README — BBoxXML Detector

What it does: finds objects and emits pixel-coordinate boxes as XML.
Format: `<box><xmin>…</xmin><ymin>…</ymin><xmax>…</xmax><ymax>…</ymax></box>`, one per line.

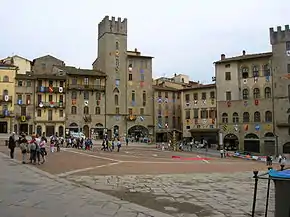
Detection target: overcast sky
<box><xmin>0</xmin><ymin>0</ymin><xmax>289</xmax><ymax>83</ymax></box>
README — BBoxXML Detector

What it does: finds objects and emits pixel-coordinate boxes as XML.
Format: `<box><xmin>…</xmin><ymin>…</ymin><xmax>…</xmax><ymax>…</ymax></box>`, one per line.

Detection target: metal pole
<box><xmin>251</xmin><ymin>170</ymin><xmax>259</xmax><ymax>217</ymax></box>
<box><xmin>264</xmin><ymin>167</ymin><xmax>272</xmax><ymax>217</ymax></box>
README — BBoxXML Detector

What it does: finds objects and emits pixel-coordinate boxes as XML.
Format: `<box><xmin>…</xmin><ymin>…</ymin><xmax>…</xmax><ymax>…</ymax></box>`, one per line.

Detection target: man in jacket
<box><xmin>8</xmin><ymin>132</ymin><xmax>16</xmax><ymax>159</ymax></box>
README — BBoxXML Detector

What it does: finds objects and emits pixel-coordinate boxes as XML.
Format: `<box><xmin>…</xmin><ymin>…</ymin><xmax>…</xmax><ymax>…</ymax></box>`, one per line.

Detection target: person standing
<box><xmin>39</xmin><ymin>136</ymin><xmax>47</xmax><ymax>164</ymax></box>
<box><xmin>220</xmin><ymin>149</ymin><xmax>224</xmax><ymax>158</ymax></box>
<box><xmin>126</xmin><ymin>137</ymin><xmax>129</xmax><ymax>146</ymax></box>
<box><xmin>8</xmin><ymin>132</ymin><xmax>16</xmax><ymax>159</ymax></box>
<box><xmin>19</xmin><ymin>133</ymin><xmax>28</xmax><ymax>164</ymax></box>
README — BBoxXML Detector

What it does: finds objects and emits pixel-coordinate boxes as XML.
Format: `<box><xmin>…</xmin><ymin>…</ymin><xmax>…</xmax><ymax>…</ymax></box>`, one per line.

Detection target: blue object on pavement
<box><xmin>269</xmin><ymin>169</ymin><xmax>290</xmax><ymax>179</ymax></box>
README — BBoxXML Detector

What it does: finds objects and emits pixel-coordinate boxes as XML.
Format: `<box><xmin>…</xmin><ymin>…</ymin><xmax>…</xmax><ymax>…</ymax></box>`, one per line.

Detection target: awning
<box><xmin>189</xmin><ymin>129</ymin><xmax>219</xmax><ymax>133</ymax></box>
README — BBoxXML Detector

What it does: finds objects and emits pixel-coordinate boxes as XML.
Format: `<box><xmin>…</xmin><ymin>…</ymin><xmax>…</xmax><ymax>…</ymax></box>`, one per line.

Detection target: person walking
<box><xmin>126</xmin><ymin>137</ymin><xmax>129</xmax><ymax>146</ymax></box>
<box><xmin>278</xmin><ymin>154</ymin><xmax>282</xmax><ymax>164</ymax></box>
<box><xmin>117</xmin><ymin>138</ymin><xmax>121</xmax><ymax>152</ymax></box>
<box><xmin>8</xmin><ymin>132</ymin><xmax>16</xmax><ymax>159</ymax></box>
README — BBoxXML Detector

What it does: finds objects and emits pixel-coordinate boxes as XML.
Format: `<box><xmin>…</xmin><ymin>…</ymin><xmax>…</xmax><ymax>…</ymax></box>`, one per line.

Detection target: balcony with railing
<box><xmin>67</xmin><ymin>84</ymin><xmax>105</xmax><ymax>91</ymax></box>
<box><xmin>0</xmin><ymin>95</ymin><xmax>12</xmax><ymax>103</ymax></box>
<box><xmin>36</xmin><ymin>101</ymin><xmax>65</xmax><ymax>108</ymax></box>
<box><xmin>36</xmin><ymin>86</ymin><xmax>65</xmax><ymax>93</ymax></box>
<box><xmin>0</xmin><ymin>110</ymin><xmax>13</xmax><ymax>117</ymax></box>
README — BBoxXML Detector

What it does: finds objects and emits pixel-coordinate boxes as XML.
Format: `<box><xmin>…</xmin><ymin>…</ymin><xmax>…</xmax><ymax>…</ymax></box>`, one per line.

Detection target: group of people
<box><xmin>66</xmin><ymin>136</ymin><xmax>93</xmax><ymax>150</ymax></box>
<box><xmin>8</xmin><ymin>132</ymin><xmax>62</xmax><ymax>164</ymax></box>
<box><xmin>101</xmin><ymin>137</ymin><xmax>122</xmax><ymax>152</ymax></box>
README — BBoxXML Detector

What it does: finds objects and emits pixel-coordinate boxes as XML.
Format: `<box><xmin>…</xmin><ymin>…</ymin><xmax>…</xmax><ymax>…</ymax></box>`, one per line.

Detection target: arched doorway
<box><xmin>128</xmin><ymin>125</ymin><xmax>149</xmax><ymax>142</ymax></box>
<box><xmin>113</xmin><ymin>125</ymin><xmax>119</xmax><ymax>138</ymax></box>
<box><xmin>36</xmin><ymin>125</ymin><xmax>42</xmax><ymax>136</ymax></box>
<box><xmin>264</xmin><ymin>132</ymin><xmax>275</xmax><ymax>155</ymax></box>
<box><xmin>69</xmin><ymin>123</ymin><xmax>78</xmax><ymax>133</ymax></box>
<box><xmin>83</xmin><ymin>125</ymin><xmax>89</xmax><ymax>138</ymax></box>
<box><xmin>223</xmin><ymin>134</ymin><xmax>239</xmax><ymax>151</ymax></box>
<box><xmin>94</xmin><ymin>123</ymin><xmax>104</xmax><ymax>139</ymax></box>
<box><xmin>58</xmin><ymin>126</ymin><xmax>64</xmax><ymax>137</ymax></box>
<box><xmin>283</xmin><ymin>142</ymin><xmax>290</xmax><ymax>154</ymax></box>
<box><xmin>244</xmin><ymin>133</ymin><xmax>260</xmax><ymax>153</ymax></box>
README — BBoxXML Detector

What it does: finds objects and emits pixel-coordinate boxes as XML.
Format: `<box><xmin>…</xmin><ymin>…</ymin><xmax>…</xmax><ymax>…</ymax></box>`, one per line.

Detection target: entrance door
<box><xmin>20</xmin><ymin>124</ymin><xmax>28</xmax><ymax>134</ymax></box>
<box><xmin>46</xmin><ymin>126</ymin><xmax>55</xmax><ymax>137</ymax></box>
<box><xmin>83</xmin><ymin>125</ymin><xmax>89</xmax><ymax>138</ymax></box>
<box><xmin>0</xmin><ymin>122</ymin><xmax>8</xmax><ymax>133</ymax></box>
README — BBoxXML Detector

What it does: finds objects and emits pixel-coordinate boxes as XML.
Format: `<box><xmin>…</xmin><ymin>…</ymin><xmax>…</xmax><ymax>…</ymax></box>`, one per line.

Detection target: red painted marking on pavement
<box><xmin>172</xmin><ymin>156</ymin><xmax>211</xmax><ymax>161</ymax></box>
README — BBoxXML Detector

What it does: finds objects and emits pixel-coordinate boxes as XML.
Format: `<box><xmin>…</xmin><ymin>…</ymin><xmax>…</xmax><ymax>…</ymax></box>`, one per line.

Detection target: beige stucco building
<box><xmin>181</xmin><ymin>84</ymin><xmax>217</xmax><ymax>144</ymax></box>
<box><xmin>215</xmin><ymin>25</ymin><xmax>290</xmax><ymax>155</ymax></box>
<box><xmin>215</xmin><ymin>51</ymin><xmax>274</xmax><ymax>153</ymax></box>
<box><xmin>53</xmin><ymin>65</ymin><xmax>106</xmax><ymax>138</ymax></box>
<box><xmin>153</xmin><ymin>84</ymin><xmax>182</xmax><ymax>142</ymax></box>
<box><xmin>0</xmin><ymin>63</ymin><xmax>17</xmax><ymax>133</ymax></box>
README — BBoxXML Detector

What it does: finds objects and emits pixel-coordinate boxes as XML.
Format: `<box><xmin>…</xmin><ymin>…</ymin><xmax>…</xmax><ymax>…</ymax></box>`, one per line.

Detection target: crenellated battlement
<box><xmin>269</xmin><ymin>25</ymin><xmax>290</xmax><ymax>45</ymax></box>
<box><xmin>98</xmin><ymin>16</ymin><xmax>127</xmax><ymax>39</ymax></box>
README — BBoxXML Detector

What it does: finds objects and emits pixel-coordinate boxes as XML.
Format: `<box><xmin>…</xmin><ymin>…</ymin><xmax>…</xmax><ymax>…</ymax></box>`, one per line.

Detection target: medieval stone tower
<box><xmin>270</xmin><ymin>25</ymin><xmax>290</xmax><ymax>153</ymax></box>
<box><xmin>94</xmin><ymin>16</ymin><xmax>128</xmax><ymax>137</ymax></box>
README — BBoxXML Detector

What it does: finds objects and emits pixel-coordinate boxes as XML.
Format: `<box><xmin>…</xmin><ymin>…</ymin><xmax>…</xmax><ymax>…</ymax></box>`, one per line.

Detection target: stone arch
<box><xmin>95</xmin><ymin>123</ymin><xmax>103</xmax><ymax>128</ymax></box>
<box><xmin>69</xmin><ymin>123</ymin><xmax>78</xmax><ymax>127</ymax></box>
<box><xmin>83</xmin><ymin>125</ymin><xmax>89</xmax><ymax>138</ymax></box>
<box><xmin>3</xmin><ymin>75</ymin><xmax>9</xmax><ymax>82</ymax></box>
<box><xmin>283</xmin><ymin>142</ymin><xmax>290</xmax><ymax>154</ymax></box>
<box><xmin>113</xmin><ymin>125</ymin><xmax>119</xmax><ymax>137</ymax></box>
<box><xmin>3</xmin><ymin>89</ymin><xmax>8</xmax><ymax>95</ymax></box>
<box><xmin>223</xmin><ymin>133</ymin><xmax>239</xmax><ymax>151</ymax></box>
<box><xmin>58</xmin><ymin>126</ymin><xmax>64</xmax><ymax>137</ymax></box>
<box><xmin>36</xmin><ymin>125</ymin><xmax>42</xmax><ymax>136</ymax></box>
<box><xmin>264</xmin><ymin>132</ymin><xmax>275</xmax><ymax>155</ymax></box>
<box><xmin>264</xmin><ymin>132</ymin><xmax>275</xmax><ymax>137</ymax></box>
<box><xmin>241</xmin><ymin>66</ymin><xmax>249</xmax><ymax>78</ymax></box>
<box><xmin>244</xmin><ymin>133</ymin><xmax>260</xmax><ymax>153</ymax></box>
<box><xmin>128</xmin><ymin>125</ymin><xmax>149</xmax><ymax>140</ymax></box>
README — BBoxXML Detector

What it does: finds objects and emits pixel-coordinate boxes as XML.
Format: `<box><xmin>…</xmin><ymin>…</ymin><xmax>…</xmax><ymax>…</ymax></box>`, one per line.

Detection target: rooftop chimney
<box><xmin>221</xmin><ymin>54</ymin><xmax>226</xmax><ymax>60</ymax></box>
<box><xmin>242</xmin><ymin>50</ymin><xmax>246</xmax><ymax>55</ymax></box>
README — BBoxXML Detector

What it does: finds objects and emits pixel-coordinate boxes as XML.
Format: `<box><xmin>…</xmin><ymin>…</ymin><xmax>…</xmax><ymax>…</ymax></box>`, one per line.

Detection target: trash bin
<box><xmin>269</xmin><ymin>169</ymin><xmax>290</xmax><ymax>217</ymax></box>
<box><xmin>5</xmin><ymin>140</ymin><xmax>8</xmax><ymax>146</ymax></box>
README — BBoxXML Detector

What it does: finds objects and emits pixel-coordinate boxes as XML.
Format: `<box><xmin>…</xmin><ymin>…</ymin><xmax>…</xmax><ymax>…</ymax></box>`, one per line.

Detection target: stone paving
<box><xmin>66</xmin><ymin>172</ymin><xmax>275</xmax><ymax>217</ymax></box>
<box><xmin>0</xmin><ymin>142</ymin><xmax>276</xmax><ymax>217</ymax></box>
<box><xmin>0</xmin><ymin>152</ymin><xmax>174</xmax><ymax>217</ymax></box>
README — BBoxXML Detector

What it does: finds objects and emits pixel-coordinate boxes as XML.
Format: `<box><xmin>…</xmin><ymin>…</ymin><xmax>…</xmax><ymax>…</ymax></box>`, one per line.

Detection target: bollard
<box><xmin>5</xmin><ymin>140</ymin><xmax>8</xmax><ymax>146</ymax></box>
<box><xmin>264</xmin><ymin>167</ymin><xmax>272</xmax><ymax>217</ymax></box>
<box><xmin>251</xmin><ymin>170</ymin><xmax>259</xmax><ymax>217</ymax></box>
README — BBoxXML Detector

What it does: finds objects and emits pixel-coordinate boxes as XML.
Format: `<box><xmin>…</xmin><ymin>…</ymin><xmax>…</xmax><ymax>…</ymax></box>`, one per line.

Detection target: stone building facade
<box><xmin>153</xmin><ymin>85</ymin><xmax>182</xmax><ymax>142</ymax></box>
<box><xmin>181</xmin><ymin>84</ymin><xmax>218</xmax><ymax>144</ymax></box>
<box><xmin>14</xmin><ymin>73</ymin><xmax>35</xmax><ymax>135</ymax></box>
<box><xmin>92</xmin><ymin>16</ymin><xmax>154</xmax><ymax>140</ymax></box>
<box><xmin>271</xmin><ymin>25</ymin><xmax>290</xmax><ymax>154</ymax></box>
<box><xmin>0</xmin><ymin>63</ymin><xmax>17</xmax><ymax>133</ymax></box>
<box><xmin>52</xmin><ymin>66</ymin><xmax>106</xmax><ymax>138</ymax></box>
<box><xmin>215</xmin><ymin>51</ymin><xmax>274</xmax><ymax>153</ymax></box>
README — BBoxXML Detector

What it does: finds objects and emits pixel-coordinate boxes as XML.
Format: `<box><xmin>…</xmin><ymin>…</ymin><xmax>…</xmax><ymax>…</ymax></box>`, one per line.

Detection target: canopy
<box><xmin>269</xmin><ymin>169</ymin><xmax>290</xmax><ymax>179</ymax></box>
